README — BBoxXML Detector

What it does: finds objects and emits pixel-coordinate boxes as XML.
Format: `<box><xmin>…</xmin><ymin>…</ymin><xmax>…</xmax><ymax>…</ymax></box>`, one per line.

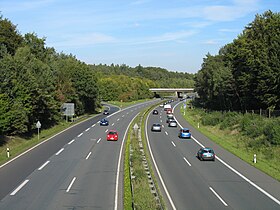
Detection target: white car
<box><xmin>151</xmin><ymin>123</ymin><xmax>161</xmax><ymax>132</ymax></box>
<box><xmin>168</xmin><ymin>120</ymin><xmax>177</xmax><ymax>127</ymax></box>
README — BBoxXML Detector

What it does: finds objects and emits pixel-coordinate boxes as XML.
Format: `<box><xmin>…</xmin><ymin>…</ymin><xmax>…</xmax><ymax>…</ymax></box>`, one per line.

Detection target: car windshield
<box><xmin>203</xmin><ymin>149</ymin><xmax>213</xmax><ymax>153</ymax></box>
<box><xmin>182</xmin><ymin>129</ymin><xmax>189</xmax><ymax>133</ymax></box>
<box><xmin>109</xmin><ymin>131</ymin><xmax>116</xmax><ymax>135</ymax></box>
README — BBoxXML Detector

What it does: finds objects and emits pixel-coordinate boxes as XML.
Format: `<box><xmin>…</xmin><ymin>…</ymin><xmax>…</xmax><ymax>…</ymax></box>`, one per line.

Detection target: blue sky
<box><xmin>0</xmin><ymin>0</ymin><xmax>279</xmax><ymax>73</ymax></box>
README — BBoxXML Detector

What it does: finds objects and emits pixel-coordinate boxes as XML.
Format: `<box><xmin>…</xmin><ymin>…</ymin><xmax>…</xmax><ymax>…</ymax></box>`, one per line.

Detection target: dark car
<box><xmin>100</xmin><ymin>118</ymin><xmax>109</xmax><ymax>126</ymax></box>
<box><xmin>197</xmin><ymin>147</ymin><xmax>215</xmax><ymax>161</ymax></box>
<box><xmin>103</xmin><ymin>110</ymin><xmax>109</xmax><ymax>115</ymax></box>
<box><xmin>178</xmin><ymin>128</ymin><xmax>191</xmax><ymax>138</ymax></box>
<box><xmin>152</xmin><ymin>110</ymin><xmax>159</xmax><ymax>115</ymax></box>
<box><xmin>166</xmin><ymin>114</ymin><xmax>174</xmax><ymax>123</ymax></box>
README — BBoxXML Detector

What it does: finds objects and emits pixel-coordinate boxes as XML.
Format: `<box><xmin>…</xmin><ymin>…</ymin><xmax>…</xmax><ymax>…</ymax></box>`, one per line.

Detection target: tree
<box><xmin>0</xmin><ymin>15</ymin><xmax>23</xmax><ymax>57</ymax></box>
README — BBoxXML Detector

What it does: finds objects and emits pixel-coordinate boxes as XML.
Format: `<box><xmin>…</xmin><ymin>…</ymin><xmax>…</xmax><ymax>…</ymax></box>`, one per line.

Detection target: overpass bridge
<box><xmin>149</xmin><ymin>88</ymin><xmax>195</xmax><ymax>98</ymax></box>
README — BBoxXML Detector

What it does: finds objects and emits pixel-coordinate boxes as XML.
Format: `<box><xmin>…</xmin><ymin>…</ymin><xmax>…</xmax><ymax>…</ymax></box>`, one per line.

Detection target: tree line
<box><xmin>90</xmin><ymin>63</ymin><xmax>195</xmax><ymax>101</ymax></box>
<box><xmin>0</xmin><ymin>14</ymin><xmax>195</xmax><ymax>136</ymax></box>
<box><xmin>195</xmin><ymin>10</ymin><xmax>280</xmax><ymax>111</ymax></box>
<box><xmin>0</xmin><ymin>16</ymin><xmax>99</xmax><ymax>135</ymax></box>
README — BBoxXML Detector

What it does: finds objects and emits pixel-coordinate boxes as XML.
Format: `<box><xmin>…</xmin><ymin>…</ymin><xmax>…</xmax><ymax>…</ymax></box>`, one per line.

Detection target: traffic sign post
<box><xmin>36</xmin><ymin>121</ymin><xmax>41</xmax><ymax>140</ymax></box>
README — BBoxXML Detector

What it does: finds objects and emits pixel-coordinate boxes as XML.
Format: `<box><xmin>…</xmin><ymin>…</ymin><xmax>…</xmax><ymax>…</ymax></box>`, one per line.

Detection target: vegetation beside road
<box><xmin>180</xmin><ymin>105</ymin><xmax>280</xmax><ymax>181</ymax></box>
<box><xmin>124</xmin><ymin>104</ymin><xmax>165</xmax><ymax>210</ymax></box>
<box><xmin>0</xmin><ymin>113</ymin><xmax>95</xmax><ymax>166</ymax></box>
<box><xmin>195</xmin><ymin>11</ymin><xmax>280</xmax><ymax>111</ymax></box>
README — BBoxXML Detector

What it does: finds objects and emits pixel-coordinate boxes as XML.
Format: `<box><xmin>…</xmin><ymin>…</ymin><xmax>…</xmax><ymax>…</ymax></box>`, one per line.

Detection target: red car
<box><xmin>107</xmin><ymin>130</ymin><xmax>118</xmax><ymax>141</ymax></box>
<box><xmin>166</xmin><ymin>108</ymin><xmax>172</xmax><ymax>114</ymax></box>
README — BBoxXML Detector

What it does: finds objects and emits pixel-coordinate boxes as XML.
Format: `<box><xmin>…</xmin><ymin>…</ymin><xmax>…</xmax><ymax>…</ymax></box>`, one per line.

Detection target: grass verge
<box><xmin>180</xmin><ymin>106</ymin><xmax>280</xmax><ymax>181</ymax></box>
<box><xmin>0</xmin><ymin>114</ymin><xmax>95</xmax><ymax>166</ymax></box>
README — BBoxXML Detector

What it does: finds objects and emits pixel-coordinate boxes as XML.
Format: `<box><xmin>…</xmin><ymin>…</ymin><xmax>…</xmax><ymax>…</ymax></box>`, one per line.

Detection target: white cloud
<box><xmin>202</xmin><ymin>0</ymin><xmax>259</xmax><ymax>21</ymax></box>
<box><xmin>49</xmin><ymin>32</ymin><xmax>117</xmax><ymax>48</ymax></box>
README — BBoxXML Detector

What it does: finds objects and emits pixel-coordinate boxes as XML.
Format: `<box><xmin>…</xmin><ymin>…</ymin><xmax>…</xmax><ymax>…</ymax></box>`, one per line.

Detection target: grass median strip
<box><xmin>124</xmin><ymin>104</ymin><xmax>165</xmax><ymax>210</ymax></box>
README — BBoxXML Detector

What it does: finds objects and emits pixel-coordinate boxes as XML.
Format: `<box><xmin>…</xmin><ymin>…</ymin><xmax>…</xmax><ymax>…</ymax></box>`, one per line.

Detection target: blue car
<box><xmin>197</xmin><ymin>147</ymin><xmax>215</xmax><ymax>161</ymax></box>
<box><xmin>178</xmin><ymin>128</ymin><xmax>191</xmax><ymax>138</ymax></box>
<box><xmin>100</xmin><ymin>118</ymin><xmax>109</xmax><ymax>126</ymax></box>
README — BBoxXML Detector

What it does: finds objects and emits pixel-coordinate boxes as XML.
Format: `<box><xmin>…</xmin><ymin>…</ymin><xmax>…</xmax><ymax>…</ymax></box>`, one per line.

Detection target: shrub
<box><xmin>220</xmin><ymin>112</ymin><xmax>242</xmax><ymax>130</ymax></box>
<box><xmin>201</xmin><ymin>111</ymin><xmax>223</xmax><ymax>126</ymax></box>
<box><xmin>239</xmin><ymin>114</ymin><xmax>267</xmax><ymax>138</ymax></box>
<box><xmin>264</xmin><ymin>118</ymin><xmax>280</xmax><ymax>145</ymax></box>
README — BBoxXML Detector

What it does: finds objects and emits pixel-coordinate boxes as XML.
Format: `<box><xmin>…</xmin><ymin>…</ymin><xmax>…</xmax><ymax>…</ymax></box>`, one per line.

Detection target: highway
<box><xmin>146</xmin><ymin>100</ymin><xmax>280</xmax><ymax>210</ymax></box>
<box><xmin>0</xmin><ymin>100</ymin><xmax>158</xmax><ymax>210</ymax></box>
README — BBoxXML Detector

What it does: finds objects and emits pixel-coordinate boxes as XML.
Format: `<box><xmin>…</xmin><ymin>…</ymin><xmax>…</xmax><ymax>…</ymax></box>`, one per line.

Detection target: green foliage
<box><xmin>240</xmin><ymin>114</ymin><xmax>266</xmax><ymax>139</ymax></box>
<box><xmin>0</xmin><ymin>15</ymin><xmax>100</xmax><ymax>135</ymax></box>
<box><xmin>0</xmin><ymin>16</ymin><xmax>23</xmax><ymax>57</ymax></box>
<box><xmin>199</xmin><ymin>109</ymin><xmax>280</xmax><ymax>147</ymax></box>
<box><xmin>264</xmin><ymin>118</ymin><xmax>280</xmax><ymax>145</ymax></box>
<box><xmin>201</xmin><ymin>111</ymin><xmax>223</xmax><ymax>126</ymax></box>
<box><xmin>220</xmin><ymin>112</ymin><xmax>242</xmax><ymax>130</ymax></box>
<box><xmin>195</xmin><ymin>10</ymin><xmax>280</xmax><ymax>111</ymax></box>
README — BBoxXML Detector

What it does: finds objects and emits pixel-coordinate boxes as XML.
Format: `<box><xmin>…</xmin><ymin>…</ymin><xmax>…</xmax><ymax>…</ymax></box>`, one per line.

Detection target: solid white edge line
<box><xmin>216</xmin><ymin>155</ymin><xmax>280</xmax><ymax>206</ymax></box>
<box><xmin>66</xmin><ymin>177</ymin><xmax>76</xmax><ymax>193</ymax></box>
<box><xmin>68</xmin><ymin>139</ymin><xmax>75</xmax><ymax>145</ymax></box>
<box><xmin>114</xmin><ymin>113</ymin><xmax>140</xmax><ymax>210</ymax></box>
<box><xmin>171</xmin><ymin>141</ymin><xmax>176</xmax><ymax>147</ymax></box>
<box><xmin>86</xmin><ymin>152</ymin><xmax>92</xmax><ymax>160</ymax></box>
<box><xmin>183</xmin><ymin>157</ymin><xmax>192</xmax><ymax>167</ymax></box>
<box><xmin>55</xmin><ymin>148</ymin><xmax>64</xmax><ymax>156</ymax></box>
<box><xmin>38</xmin><ymin>160</ymin><xmax>50</xmax><ymax>171</ymax></box>
<box><xmin>10</xmin><ymin>179</ymin><xmax>29</xmax><ymax>196</ymax></box>
<box><xmin>146</xmin><ymin>111</ymin><xmax>177</xmax><ymax>210</ymax></box>
<box><xmin>173</xmin><ymin>102</ymin><xmax>280</xmax><ymax>206</ymax></box>
<box><xmin>97</xmin><ymin>138</ymin><xmax>101</xmax><ymax>144</ymax></box>
<box><xmin>209</xmin><ymin>187</ymin><xmax>228</xmax><ymax>206</ymax></box>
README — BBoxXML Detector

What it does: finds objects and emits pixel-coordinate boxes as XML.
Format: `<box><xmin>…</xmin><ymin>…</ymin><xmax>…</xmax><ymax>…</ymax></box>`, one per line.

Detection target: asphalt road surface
<box><xmin>146</xmin><ymin>100</ymin><xmax>280</xmax><ymax>210</ymax></box>
<box><xmin>0</xmin><ymin>100</ymin><xmax>158</xmax><ymax>210</ymax></box>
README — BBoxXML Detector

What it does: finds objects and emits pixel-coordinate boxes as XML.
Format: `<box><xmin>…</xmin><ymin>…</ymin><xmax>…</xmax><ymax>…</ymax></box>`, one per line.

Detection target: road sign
<box><xmin>36</xmin><ymin>121</ymin><xmax>41</xmax><ymax>129</ymax></box>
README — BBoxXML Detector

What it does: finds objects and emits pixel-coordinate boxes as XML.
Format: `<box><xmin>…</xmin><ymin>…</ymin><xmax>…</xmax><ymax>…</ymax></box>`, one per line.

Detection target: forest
<box><xmin>195</xmin><ymin>10</ymin><xmax>280</xmax><ymax>111</ymax></box>
<box><xmin>0</xmin><ymin>14</ymin><xmax>194</xmax><ymax>136</ymax></box>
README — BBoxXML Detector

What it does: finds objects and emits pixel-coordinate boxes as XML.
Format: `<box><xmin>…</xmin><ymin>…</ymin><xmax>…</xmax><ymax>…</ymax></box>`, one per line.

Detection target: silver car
<box><xmin>168</xmin><ymin>120</ymin><xmax>177</xmax><ymax>127</ymax></box>
<box><xmin>151</xmin><ymin>123</ymin><xmax>161</xmax><ymax>132</ymax></box>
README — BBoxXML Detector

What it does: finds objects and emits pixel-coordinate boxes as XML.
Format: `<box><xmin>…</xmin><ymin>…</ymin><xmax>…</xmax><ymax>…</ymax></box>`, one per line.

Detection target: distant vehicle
<box><xmin>151</xmin><ymin>123</ymin><xmax>161</xmax><ymax>132</ymax></box>
<box><xmin>100</xmin><ymin>118</ymin><xmax>109</xmax><ymax>126</ymax></box>
<box><xmin>159</xmin><ymin>104</ymin><xmax>164</xmax><ymax>108</ymax></box>
<box><xmin>164</xmin><ymin>104</ymin><xmax>172</xmax><ymax>111</ymax></box>
<box><xmin>197</xmin><ymin>147</ymin><xmax>215</xmax><ymax>161</ymax></box>
<box><xmin>103</xmin><ymin>110</ymin><xmax>109</xmax><ymax>115</ymax></box>
<box><xmin>178</xmin><ymin>128</ymin><xmax>191</xmax><ymax>138</ymax></box>
<box><xmin>166</xmin><ymin>108</ymin><xmax>172</xmax><ymax>114</ymax></box>
<box><xmin>168</xmin><ymin>120</ymin><xmax>177</xmax><ymax>127</ymax></box>
<box><xmin>152</xmin><ymin>110</ymin><xmax>159</xmax><ymax>115</ymax></box>
<box><xmin>107</xmin><ymin>130</ymin><xmax>118</xmax><ymax>141</ymax></box>
<box><xmin>166</xmin><ymin>114</ymin><xmax>174</xmax><ymax>123</ymax></box>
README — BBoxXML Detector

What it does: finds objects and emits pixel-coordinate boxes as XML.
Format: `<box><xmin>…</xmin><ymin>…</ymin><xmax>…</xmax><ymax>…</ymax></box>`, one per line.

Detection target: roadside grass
<box><xmin>180</xmin><ymin>106</ymin><xmax>280</xmax><ymax>181</ymax></box>
<box><xmin>0</xmin><ymin>114</ymin><xmax>96</xmax><ymax>166</ymax></box>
